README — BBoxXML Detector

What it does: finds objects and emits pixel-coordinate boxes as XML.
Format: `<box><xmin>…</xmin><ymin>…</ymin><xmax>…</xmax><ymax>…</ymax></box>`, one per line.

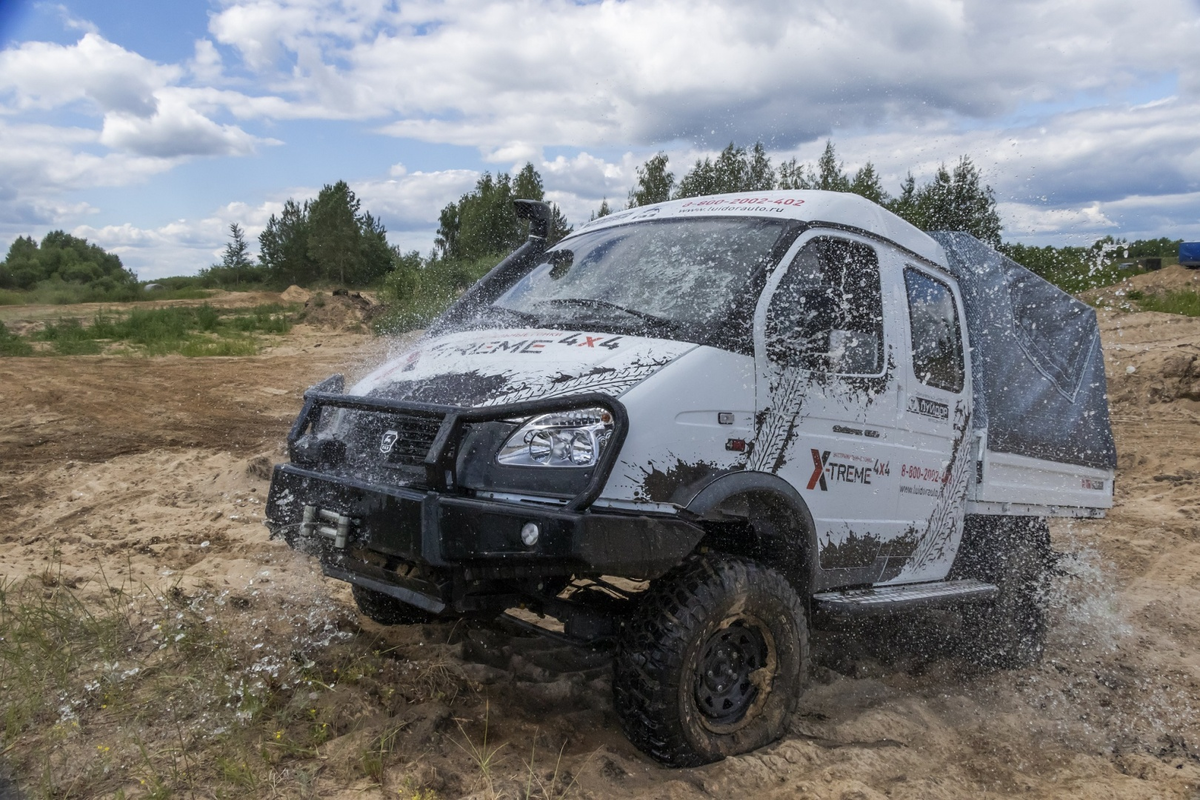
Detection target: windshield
<box><xmin>490</xmin><ymin>217</ymin><xmax>789</xmax><ymax>339</ymax></box>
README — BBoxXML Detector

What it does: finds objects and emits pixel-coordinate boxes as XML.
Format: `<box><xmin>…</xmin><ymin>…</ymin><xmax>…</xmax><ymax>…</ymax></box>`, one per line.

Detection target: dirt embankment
<box><xmin>2</xmin><ymin>283</ymin><xmax>1200</xmax><ymax>798</ymax></box>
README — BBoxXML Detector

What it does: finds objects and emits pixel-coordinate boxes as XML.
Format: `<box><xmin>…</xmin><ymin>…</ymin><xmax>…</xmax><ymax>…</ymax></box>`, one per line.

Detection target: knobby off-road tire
<box><xmin>351</xmin><ymin>583</ymin><xmax>439</xmax><ymax>625</ymax></box>
<box><xmin>951</xmin><ymin>516</ymin><xmax>1052</xmax><ymax>670</ymax></box>
<box><xmin>613</xmin><ymin>555</ymin><xmax>809</xmax><ymax>767</ymax></box>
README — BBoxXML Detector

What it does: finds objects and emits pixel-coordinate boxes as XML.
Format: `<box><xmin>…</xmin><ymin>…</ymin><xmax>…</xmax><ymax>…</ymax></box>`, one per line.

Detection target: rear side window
<box><xmin>765</xmin><ymin>237</ymin><xmax>883</xmax><ymax>374</ymax></box>
<box><xmin>904</xmin><ymin>268</ymin><xmax>965</xmax><ymax>393</ymax></box>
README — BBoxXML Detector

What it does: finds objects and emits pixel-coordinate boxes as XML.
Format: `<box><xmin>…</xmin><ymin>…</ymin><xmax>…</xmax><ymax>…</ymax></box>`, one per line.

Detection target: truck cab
<box><xmin>265</xmin><ymin>190</ymin><xmax>1115</xmax><ymax>766</ymax></box>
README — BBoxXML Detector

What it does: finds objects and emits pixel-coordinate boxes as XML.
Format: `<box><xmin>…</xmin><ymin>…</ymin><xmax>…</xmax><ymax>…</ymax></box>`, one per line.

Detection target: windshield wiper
<box><xmin>486</xmin><ymin>305</ymin><xmax>541</xmax><ymax>325</ymax></box>
<box><xmin>534</xmin><ymin>298</ymin><xmax>676</xmax><ymax>330</ymax></box>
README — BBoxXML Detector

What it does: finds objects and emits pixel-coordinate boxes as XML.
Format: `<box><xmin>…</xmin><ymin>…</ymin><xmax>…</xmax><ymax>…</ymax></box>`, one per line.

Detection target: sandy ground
<box><xmin>2</xmin><ymin>283</ymin><xmax>1200</xmax><ymax>798</ymax></box>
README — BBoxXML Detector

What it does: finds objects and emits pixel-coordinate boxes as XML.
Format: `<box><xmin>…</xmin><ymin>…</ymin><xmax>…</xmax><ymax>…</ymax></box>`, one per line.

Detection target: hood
<box><xmin>350</xmin><ymin>327</ymin><xmax>697</xmax><ymax>408</ymax></box>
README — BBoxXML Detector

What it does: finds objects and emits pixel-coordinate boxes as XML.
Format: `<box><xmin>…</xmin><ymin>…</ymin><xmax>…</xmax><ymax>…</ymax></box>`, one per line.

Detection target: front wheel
<box><xmin>613</xmin><ymin>555</ymin><xmax>809</xmax><ymax>767</ymax></box>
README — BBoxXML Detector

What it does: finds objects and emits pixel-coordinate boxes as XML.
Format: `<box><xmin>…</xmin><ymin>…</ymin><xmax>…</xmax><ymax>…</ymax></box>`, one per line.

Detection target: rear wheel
<box><xmin>952</xmin><ymin>516</ymin><xmax>1052</xmax><ymax>670</ymax></box>
<box><xmin>613</xmin><ymin>555</ymin><xmax>809</xmax><ymax>767</ymax></box>
<box><xmin>351</xmin><ymin>583</ymin><xmax>438</xmax><ymax>625</ymax></box>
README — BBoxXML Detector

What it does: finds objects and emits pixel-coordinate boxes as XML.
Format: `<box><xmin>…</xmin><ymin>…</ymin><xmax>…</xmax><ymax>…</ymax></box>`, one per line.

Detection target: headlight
<box><xmin>495</xmin><ymin>406</ymin><xmax>614</xmax><ymax>468</ymax></box>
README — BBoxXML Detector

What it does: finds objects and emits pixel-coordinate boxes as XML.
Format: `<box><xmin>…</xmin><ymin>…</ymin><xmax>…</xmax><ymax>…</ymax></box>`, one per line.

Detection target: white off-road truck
<box><xmin>266</xmin><ymin>191</ymin><xmax>1115</xmax><ymax>766</ymax></box>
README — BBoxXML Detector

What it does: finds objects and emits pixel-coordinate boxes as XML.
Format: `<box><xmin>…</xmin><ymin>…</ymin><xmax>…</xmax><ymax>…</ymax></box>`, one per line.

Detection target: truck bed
<box><xmin>968</xmin><ymin>446</ymin><xmax>1113</xmax><ymax>518</ymax></box>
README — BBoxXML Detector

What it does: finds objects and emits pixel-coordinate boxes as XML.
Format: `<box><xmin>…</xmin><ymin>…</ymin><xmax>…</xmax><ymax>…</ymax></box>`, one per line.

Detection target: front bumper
<box><xmin>265</xmin><ymin>464</ymin><xmax>704</xmax><ymax>614</ymax></box>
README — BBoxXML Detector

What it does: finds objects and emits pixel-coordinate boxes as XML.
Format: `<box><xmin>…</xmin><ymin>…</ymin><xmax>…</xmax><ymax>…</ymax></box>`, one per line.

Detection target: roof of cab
<box><xmin>569</xmin><ymin>189</ymin><xmax>946</xmax><ymax>267</ymax></box>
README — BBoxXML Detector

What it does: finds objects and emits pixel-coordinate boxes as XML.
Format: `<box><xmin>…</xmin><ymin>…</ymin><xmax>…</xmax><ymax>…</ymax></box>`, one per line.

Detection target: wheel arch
<box><xmin>684</xmin><ymin>471</ymin><xmax>819</xmax><ymax>595</ymax></box>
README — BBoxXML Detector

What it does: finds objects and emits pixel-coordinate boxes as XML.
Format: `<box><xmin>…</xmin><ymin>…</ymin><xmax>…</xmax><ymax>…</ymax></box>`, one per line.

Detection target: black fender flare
<box><xmin>683</xmin><ymin>471</ymin><xmax>819</xmax><ymax>593</ymax></box>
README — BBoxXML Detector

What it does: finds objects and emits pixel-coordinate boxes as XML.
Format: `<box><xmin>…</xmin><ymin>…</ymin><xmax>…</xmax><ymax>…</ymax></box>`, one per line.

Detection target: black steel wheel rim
<box><xmin>694</xmin><ymin>619</ymin><xmax>770</xmax><ymax>727</ymax></box>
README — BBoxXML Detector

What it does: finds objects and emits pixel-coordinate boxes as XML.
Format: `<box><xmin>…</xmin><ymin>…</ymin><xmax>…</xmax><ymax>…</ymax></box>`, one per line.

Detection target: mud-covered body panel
<box><xmin>606</xmin><ymin>347</ymin><xmax>755</xmax><ymax>507</ymax></box>
<box><xmin>352</xmin><ymin>327</ymin><xmax>696</xmax><ymax>408</ymax></box>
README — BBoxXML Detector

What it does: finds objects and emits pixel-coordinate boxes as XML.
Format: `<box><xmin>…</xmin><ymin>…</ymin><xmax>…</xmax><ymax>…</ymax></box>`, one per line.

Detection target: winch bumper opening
<box><xmin>264</xmin><ymin>464</ymin><xmax>704</xmax><ymax>615</ymax></box>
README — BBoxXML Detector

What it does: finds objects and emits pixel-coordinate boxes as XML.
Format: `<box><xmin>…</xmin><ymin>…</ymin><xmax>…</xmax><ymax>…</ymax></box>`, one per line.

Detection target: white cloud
<box><xmin>189</xmin><ymin>39</ymin><xmax>225</xmax><ymax>83</ymax></box>
<box><xmin>0</xmin><ymin>120</ymin><xmax>182</xmax><ymax>243</ymax></box>
<box><xmin>53</xmin><ymin>4</ymin><xmax>100</xmax><ymax>36</ymax></box>
<box><xmin>351</xmin><ymin>168</ymin><xmax>481</xmax><ymax>232</ymax></box>
<box><xmin>100</xmin><ymin>91</ymin><xmax>276</xmax><ymax>157</ymax></box>
<box><xmin>0</xmin><ymin>33</ymin><xmax>176</xmax><ymax>115</ymax></box>
<box><xmin>206</xmin><ymin>0</ymin><xmax>1200</xmax><ymax>150</ymax></box>
<box><xmin>0</xmin><ymin>33</ymin><xmax>275</xmax><ymax>158</ymax></box>
<box><xmin>6</xmin><ymin>0</ymin><xmax>1200</xmax><ymax>262</ymax></box>
<box><xmin>72</xmin><ymin>200</ymin><xmax>281</xmax><ymax>279</ymax></box>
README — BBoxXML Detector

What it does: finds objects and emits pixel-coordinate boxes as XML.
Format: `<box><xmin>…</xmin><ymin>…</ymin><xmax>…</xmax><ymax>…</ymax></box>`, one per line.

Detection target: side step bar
<box><xmin>812</xmin><ymin>578</ymin><xmax>997</xmax><ymax>620</ymax></box>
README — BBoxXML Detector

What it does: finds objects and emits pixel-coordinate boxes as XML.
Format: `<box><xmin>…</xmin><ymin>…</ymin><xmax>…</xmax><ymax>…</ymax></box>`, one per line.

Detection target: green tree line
<box><xmin>0</xmin><ymin>231</ymin><xmax>138</xmax><ymax>294</ymax></box>
<box><xmin>622</xmin><ymin>140</ymin><xmax>1004</xmax><ymax>246</ymax></box>
<box><xmin>249</xmin><ymin>180</ymin><xmax>396</xmax><ymax>288</ymax></box>
<box><xmin>2</xmin><ymin>144</ymin><xmax>1184</xmax><ymax>320</ymax></box>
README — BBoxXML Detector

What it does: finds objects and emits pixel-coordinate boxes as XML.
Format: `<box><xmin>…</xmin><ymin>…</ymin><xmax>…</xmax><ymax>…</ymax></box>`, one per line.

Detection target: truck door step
<box><xmin>812</xmin><ymin>578</ymin><xmax>997</xmax><ymax>619</ymax></box>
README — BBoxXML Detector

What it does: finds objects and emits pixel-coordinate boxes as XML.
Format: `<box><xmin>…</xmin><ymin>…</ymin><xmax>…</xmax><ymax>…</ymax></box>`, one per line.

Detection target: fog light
<box><xmin>520</xmin><ymin>522</ymin><xmax>540</xmax><ymax>547</ymax></box>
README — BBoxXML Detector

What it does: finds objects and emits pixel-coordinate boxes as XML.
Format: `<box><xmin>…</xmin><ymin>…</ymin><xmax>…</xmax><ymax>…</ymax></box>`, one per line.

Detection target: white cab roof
<box><xmin>571</xmin><ymin>190</ymin><xmax>946</xmax><ymax>267</ymax></box>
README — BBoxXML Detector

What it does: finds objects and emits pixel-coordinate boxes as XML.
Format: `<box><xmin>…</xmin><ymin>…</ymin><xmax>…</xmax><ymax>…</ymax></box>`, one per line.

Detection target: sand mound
<box><xmin>297</xmin><ymin>290</ymin><xmax>379</xmax><ymax>331</ymax></box>
<box><xmin>280</xmin><ymin>284</ymin><xmax>312</xmax><ymax>303</ymax></box>
<box><xmin>1084</xmin><ymin>264</ymin><xmax>1200</xmax><ymax>308</ymax></box>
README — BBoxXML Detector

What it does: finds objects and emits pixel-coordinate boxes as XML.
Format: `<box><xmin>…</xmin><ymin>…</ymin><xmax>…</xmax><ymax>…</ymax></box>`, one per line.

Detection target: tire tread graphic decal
<box><xmin>896</xmin><ymin>403</ymin><xmax>972</xmax><ymax>580</ymax></box>
<box><xmin>747</xmin><ymin>369</ymin><xmax>810</xmax><ymax>473</ymax></box>
<box><xmin>479</xmin><ymin>359</ymin><xmax>676</xmax><ymax>406</ymax></box>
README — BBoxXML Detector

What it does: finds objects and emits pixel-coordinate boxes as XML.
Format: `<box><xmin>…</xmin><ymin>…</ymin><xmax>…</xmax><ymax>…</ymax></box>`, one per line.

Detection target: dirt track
<box><xmin>2</xmin><ymin>281</ymin><xmax>1200</xmax><ymax>798</ymax></box>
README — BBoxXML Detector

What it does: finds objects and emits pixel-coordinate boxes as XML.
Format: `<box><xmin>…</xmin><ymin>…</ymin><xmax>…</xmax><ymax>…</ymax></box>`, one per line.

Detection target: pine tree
<box><xmin>357</xmin><ymin>211</ymin><xmax>395</xmax><ymax>285</ymax></box>
<box><xmin>513</xmin><ymin>163</ymin><xmax>544</xmax><ymax>201</ymax></box>
<box><xmin>849</xmin><ymin>162</ymin><xmax>888</xmax><ymax>205</ymax></box>
<box><xmin>747</xmin><ymin>142</ymin><xmax>774</xmax><ymax>191</ymax></box>
<box><xmin>220</xmin><ymin>223</ymin><xmax>253</xmax><ymax>285</ymax></box>
<box><xmin>548</xmin><ymin>203</ymin><xmax>573</xmax><ymax>245</ymax></box>
<box><xmin>675</xmin><ymin>142</ymin><xmax>776</xmax><ymax>198</ymax></box>
<box><xmin>814</xmin><ymin>141</ymin><xmax>851</xmax><ymax>192</ymax></box>
<box><xmin>259</xmin><ymin>200</ymin><xmax>317</xmax><ymax>286</ymax></box>
<box><xmin>307</xmin><ymin>181</ymin><xmax>362</xmax><ymax>285</ymax></box>
<box><xmin>915</xmin><ymin>157</ymin><xmax>1002</xmax><ymax>246</ymax></box>
<box><xmin>887</xmin><ymin>173</ymin><xmax>920</xmax><ymax>226</ymax></box>
<box><xmin>777</xmin><ymin>157</ymin><xmax>814</xmax><ymax>190</ymax></box>
<box><xmin>434</xmin><ymin>162</ymin><xmax>568</xmax><ymax>261</ymax></box>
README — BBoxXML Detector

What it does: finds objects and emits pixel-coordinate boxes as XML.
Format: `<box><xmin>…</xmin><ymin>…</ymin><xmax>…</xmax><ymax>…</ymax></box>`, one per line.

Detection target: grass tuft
<box><xmin>0</xmin><ymin>572</ymin><xmax>475</xmax><ymax>797</ymax></box>
<box><xmin>0</xmin><ymin>319</ymin><xmax>33</xmax><ymax>355</ymax></box>
<box><xmin>1134</xmin><ymin>289</ymin><xmax>1200</xmax><ymax>317</ymax></box>
<box><xmin>6</xmin><ymin>303</ymin><xmax>297</xmax><ymax>357</ymax></box>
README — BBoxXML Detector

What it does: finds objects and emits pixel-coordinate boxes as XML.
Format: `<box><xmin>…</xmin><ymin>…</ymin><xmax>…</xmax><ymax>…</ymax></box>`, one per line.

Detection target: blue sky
<box><xmin>1</xmin><ymin>0</ymin><xmax>1199</xmax><ymax>279</ymax></box>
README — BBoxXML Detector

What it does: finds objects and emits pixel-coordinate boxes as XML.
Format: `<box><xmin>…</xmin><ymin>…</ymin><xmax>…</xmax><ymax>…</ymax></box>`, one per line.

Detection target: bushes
<box><xmin>374</xmin><ymin>253</ymin><xmax>500</xmax><ymax>334</ymax></box>
<box><xmin>13</xmin><ymin>304</ymin><xmax>297</xmax><ymax>357</ymax></box>
<box><xmin>0</xmin><ymin>232</ymin><xmax>137</xmax><ymax>295</ymax></box>
<box><xmin>0</xmin><ymin>320</ymin><xmax>32</xmax><ymax>356</ymax></box>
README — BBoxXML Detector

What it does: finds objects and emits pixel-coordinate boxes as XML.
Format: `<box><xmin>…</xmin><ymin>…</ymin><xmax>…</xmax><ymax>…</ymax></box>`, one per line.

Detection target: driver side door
<box><xmin>751</xmin><ymin>232</ymin><xmax>911</xmax><ymax>589</ymax></box>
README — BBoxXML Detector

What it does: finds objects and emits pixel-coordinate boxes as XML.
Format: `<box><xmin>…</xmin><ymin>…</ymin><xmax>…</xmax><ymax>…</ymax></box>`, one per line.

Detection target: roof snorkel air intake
<box><xmin>513</xmin><ymin>199</ymin><xmax>551</xmax><ymax>241</ymax></box>
<box><xmin>428</xmin><ymin>199</ymin><xmax>553</xmax><ymax>335</ymax></box>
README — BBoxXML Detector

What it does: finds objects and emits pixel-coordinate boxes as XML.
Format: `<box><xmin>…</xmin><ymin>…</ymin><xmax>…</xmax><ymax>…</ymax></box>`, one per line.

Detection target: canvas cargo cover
<box><xmin>929</xmin><ymin>232</ymin><xmax>1116</xmax><ymax>471</ymax></box>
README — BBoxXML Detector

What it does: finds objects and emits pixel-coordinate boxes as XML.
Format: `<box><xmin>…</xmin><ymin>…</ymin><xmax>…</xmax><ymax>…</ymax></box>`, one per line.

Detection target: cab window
<box><xmin>904</xmin><ymin>267</ymin><xmax>965</xmax><ymax>393</ymax></box>
<box><xmin>765</xmin><ymin>237</ymin><xmax>883</xmax><ymax>374</ymax></box>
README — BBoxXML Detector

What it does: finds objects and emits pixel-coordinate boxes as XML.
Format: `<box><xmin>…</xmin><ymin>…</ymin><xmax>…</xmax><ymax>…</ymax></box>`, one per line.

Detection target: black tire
<box><xmin>351</xmin><ymin>583</ymin><xmax>438</xmax><ymax>625</ymax></box>
<box><xmin>951</xmin><ymin>516</ymin><xmax>1052</xmax><ymax>670</ymax></box>
<box><xmin>613</xmin><ymin>555</ymin><xmax>809</xmax><ymax>767</ymax></box>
